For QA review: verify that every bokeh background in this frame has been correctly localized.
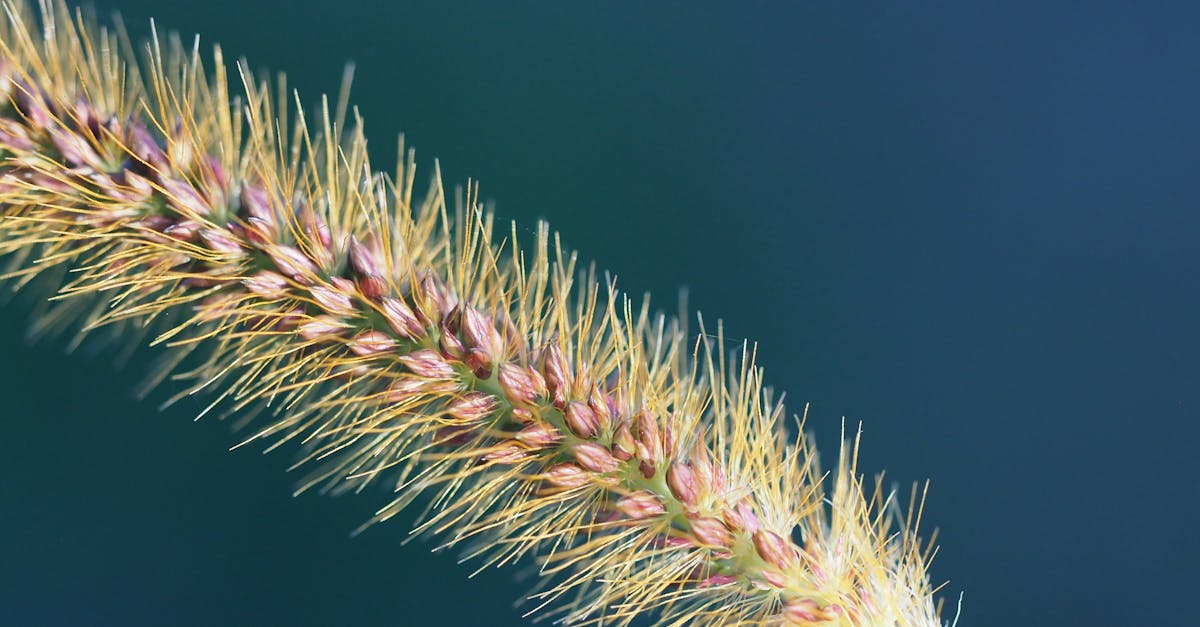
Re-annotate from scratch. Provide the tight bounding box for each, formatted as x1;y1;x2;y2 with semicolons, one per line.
2;1;1197;625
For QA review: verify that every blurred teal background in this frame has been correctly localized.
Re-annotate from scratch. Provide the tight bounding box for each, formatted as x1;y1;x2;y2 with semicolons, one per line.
2;1;1198;625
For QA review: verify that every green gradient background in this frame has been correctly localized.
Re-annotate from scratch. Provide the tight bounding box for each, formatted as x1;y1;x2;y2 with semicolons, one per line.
2;2;1198;626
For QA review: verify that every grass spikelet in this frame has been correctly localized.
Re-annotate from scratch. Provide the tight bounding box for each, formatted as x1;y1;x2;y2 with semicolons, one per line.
0;2;951;624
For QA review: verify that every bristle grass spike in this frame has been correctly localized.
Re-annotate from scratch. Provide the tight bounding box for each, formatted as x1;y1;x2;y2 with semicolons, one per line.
0;2;950;625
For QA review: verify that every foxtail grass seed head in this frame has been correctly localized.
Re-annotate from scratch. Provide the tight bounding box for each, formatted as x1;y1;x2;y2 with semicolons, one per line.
0;2;952;625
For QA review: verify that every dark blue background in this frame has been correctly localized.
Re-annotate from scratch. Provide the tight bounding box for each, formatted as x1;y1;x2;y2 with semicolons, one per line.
1;1;1196;625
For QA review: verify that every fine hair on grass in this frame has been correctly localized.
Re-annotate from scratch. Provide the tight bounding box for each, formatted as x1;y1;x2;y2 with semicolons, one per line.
0;1;953;624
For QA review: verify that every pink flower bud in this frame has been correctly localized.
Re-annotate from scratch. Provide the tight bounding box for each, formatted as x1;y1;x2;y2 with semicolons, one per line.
28;172;73;194
782;598;838;624
688;517;733;548
161;178;211;217
439;322;465;359
572;442;619;474
515;422;561;449
753;529;798;571
200;156;230;191
298;315;348;341
697;575;737;588
381;297;424;339
497;363;539;406
446;392;500;423
243;216;275;245
635;409;660;459
163;219;202;240
540;345;571;408
330;276;357;293
348;235;383;277
564;401;600;439
483;442;528;465
526;366;547;398
49;126;103;170
543;463;589;489
662;425;677;457
763;570;789;589
123;171;156;200
200;228;245;256
588;388;612;431
240;184;274;226
464;348;492;379
738;501;760;534
297;200;332;250
243;270;289;299
611;422;635;461
348;330;395;356
310;285;356;317
666;463;700;507
128;123;165;168
420;274;455;320
664;537;695;550
616;491;665;520
357;275;387;301
461;307;501;364
384;376;437;403
268;245;318;284
723;500;760;534
399;349;456;379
